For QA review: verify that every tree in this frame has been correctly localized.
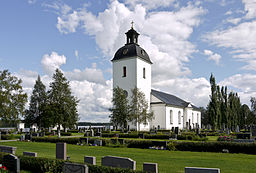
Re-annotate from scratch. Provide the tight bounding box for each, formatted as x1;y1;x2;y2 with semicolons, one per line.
109;87;129;130
47;69;79;132
129;87;153;131
199;107;208;127
0;70;27;125
25;75;47;129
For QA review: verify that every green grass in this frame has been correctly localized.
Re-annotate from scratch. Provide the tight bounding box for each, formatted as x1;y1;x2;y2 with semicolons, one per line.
1;141;256;173
207;136;219;141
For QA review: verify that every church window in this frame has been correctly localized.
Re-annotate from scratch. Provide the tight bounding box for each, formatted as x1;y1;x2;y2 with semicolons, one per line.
143;68;146;79
170;110;173;124
178;111;181;124
197;113;199;123
192;113;194;123
123;66;126;77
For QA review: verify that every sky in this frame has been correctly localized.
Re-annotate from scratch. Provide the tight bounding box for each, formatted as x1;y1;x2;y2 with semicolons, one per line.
1;0;256;122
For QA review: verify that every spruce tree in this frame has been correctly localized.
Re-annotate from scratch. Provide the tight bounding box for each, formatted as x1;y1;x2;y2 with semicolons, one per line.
25;75;47;129
47;69;79;132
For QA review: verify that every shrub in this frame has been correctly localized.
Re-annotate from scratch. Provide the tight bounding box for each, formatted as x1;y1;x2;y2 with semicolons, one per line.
60;132;72;136
1;134;16;140
67;130;79;133
32;137;80;144
167;142;176;151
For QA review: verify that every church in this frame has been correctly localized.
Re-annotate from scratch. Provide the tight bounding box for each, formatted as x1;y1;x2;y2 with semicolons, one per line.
112;25;201;131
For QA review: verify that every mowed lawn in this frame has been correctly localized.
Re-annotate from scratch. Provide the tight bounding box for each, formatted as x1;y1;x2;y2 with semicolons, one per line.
1;141;256;173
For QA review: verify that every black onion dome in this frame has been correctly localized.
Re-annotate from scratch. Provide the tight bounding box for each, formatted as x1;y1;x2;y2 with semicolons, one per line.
112;44;152;64
111;27;152;64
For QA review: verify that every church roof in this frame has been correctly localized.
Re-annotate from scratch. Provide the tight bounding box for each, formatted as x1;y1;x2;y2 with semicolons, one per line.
151;89;199;110
112;44;152;64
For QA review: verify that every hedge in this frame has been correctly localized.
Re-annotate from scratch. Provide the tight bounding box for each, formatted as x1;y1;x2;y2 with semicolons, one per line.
0;152;145;173
32;137;80;144
172;141;256;154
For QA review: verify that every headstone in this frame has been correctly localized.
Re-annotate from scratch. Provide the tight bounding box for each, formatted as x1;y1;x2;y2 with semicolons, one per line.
23;151;37;157
3;154;20;173
80;138;89;145
101;156;136;170
90;129;94;137
25;133;32;140
94;139;102;146
185;167;220;173
63;162;88;173
143;162;158;173
56;143;67;160
251;125;256;136
236;125;240;133
32;133;39;137
84;156;96;165
0;145;17;154
20;135;25;141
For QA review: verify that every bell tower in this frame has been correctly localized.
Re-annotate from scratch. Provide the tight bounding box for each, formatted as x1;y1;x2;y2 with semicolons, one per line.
111;24;152;131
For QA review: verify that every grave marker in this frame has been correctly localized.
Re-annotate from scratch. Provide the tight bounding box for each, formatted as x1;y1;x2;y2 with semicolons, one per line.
56;143;67;160
84;156;96;165
185;167;220;173
3;154;20;173
101;156;136;170
143;162;158;173
23;151;37;157
63;162;88;173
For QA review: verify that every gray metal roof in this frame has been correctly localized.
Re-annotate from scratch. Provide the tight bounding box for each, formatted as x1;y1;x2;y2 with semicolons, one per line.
151;89;199;110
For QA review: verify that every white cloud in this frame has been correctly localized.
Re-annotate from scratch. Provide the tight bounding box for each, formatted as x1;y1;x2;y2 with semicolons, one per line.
64;64;106;84
203;49;221;65
41;51;66;75
124;0;176;10
219;73;256;106
28;0;36;4
242;0;256;19
74;50;79;60
204;20;256;70
55;1;205;82
226;17;241;25
152;77;210;107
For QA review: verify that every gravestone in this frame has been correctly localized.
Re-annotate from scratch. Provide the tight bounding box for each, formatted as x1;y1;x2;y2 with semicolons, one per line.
3;154;20;173
236;125;240;133
20;135;25;141
90;129;94;137
23;151;37;157
25;133;32;140
84;156;96;165
63;162;88;173
0;145;17;154
101;156;136;170
94;139;102;146
56;143;67;160
32;133;39;137
80;138;89;145
251;125;256;136
143;162;158;173
185;167;220;173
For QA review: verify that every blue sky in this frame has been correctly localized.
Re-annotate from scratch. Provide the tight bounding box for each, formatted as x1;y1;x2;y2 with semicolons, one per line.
1;0;256;122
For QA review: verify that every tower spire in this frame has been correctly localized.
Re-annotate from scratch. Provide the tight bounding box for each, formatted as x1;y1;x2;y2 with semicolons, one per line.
131;21;134;29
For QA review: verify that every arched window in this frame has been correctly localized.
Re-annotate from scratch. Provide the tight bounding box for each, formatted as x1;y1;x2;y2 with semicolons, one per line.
197;113;199;123
178;111;181;124
192;113;194;123
170;110;173;124
123;66;126;77
143;68;146;79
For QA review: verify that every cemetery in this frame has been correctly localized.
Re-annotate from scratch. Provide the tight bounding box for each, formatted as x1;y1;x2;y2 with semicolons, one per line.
0;126;255;172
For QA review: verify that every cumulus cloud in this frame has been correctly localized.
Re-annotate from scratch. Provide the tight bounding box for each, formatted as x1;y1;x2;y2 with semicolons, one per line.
152;77;210;107
74;50;79;60
124;0;176;10
203;49;221;65
41;51;66;75
243;0;256;19
219;73;256;106
54;0;205;82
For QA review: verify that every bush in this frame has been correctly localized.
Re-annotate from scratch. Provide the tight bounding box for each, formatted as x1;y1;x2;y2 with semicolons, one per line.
32;137;80;144
67;130;79;133
173;141;256;154
167;142;176;151
60;132;72;136
1;134;16;140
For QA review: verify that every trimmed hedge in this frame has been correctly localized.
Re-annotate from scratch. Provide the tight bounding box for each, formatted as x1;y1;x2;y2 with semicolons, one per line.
32;137;80;144
172;141;256;154
60;132;72;136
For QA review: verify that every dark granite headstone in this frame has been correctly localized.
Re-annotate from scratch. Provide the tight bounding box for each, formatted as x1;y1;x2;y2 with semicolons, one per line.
63;162;88;173
143;162;158;173
185;167;220;173
84;156;96;165
56;143;67;160
3;154;20;173
101;156;136;170
23;151;37;157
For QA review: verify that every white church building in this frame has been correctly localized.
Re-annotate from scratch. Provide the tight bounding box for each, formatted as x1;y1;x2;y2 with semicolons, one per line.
112;26;201;131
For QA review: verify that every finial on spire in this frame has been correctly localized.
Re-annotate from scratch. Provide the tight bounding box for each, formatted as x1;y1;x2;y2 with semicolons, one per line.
131;21;134;29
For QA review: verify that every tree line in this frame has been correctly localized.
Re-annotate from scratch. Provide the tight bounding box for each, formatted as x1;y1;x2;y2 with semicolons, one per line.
0;69;79;131
109;87;153;131
201;74;256;131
